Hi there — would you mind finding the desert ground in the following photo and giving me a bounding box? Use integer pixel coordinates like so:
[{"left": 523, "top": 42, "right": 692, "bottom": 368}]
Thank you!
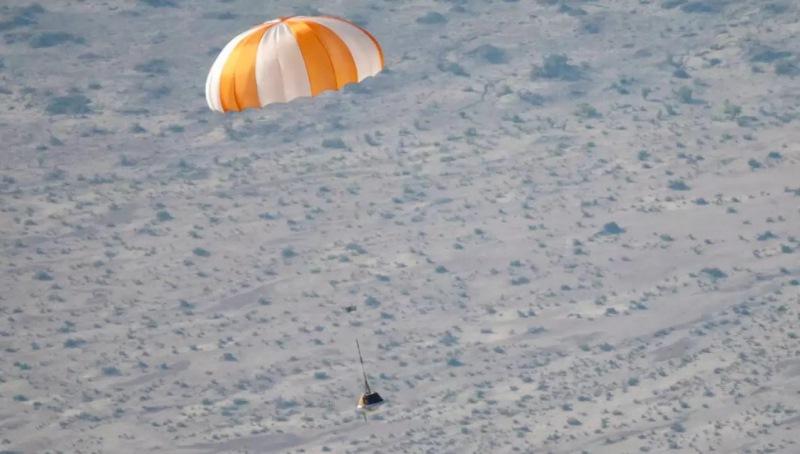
[{"left": 1, "top": 0, "right": 799, "bottom": 452}]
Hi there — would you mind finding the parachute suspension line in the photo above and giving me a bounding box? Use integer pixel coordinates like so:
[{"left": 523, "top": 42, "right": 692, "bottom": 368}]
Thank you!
[{"left": 356, "top": 339, "right": 371, "bottom": 394}]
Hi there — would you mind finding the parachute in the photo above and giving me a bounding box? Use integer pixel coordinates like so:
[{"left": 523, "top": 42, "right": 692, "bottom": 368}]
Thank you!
[{"left": 205, "top": 16, "right": 384, "bottom": 113}]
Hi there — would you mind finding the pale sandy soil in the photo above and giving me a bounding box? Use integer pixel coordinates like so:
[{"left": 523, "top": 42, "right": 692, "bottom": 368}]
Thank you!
[{"left": 1, "top": 1, "right": 799, "bottom": 453}]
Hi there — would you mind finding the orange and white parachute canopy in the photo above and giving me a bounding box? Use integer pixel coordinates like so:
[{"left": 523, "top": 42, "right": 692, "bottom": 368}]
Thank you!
[{"left": 205, "top": 15, "right": 384, "bottom": 113}]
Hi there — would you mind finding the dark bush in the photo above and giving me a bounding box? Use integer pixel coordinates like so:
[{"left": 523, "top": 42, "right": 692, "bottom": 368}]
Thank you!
[
  {"left": 46, "top": 94, "right": 92, "bottom": 115},
  {"left": 193, "top": 247, "right": 210, "bottom": 257},
  {"left": 669, "top": 180, "right": 690, "bottom": 191},
  {"left": 135, "top": 59, "right": 169, "bottom": 75},
  {"left": 417, "top": 12, "right": 447, "bottom": 24},
  {"left": 30, "top": 32, "right": 84, "bottom": 48},
  {"left": 533, "top": 54, "right": 584, "bottom": 81},
  {"left": 470, "top": 44, "right": 508, "bottom": 64},
  {"left": 140, "top": 0, "right": 177, "bottom": 7},
  {"left": 600, "top": 222, "right": 625, "bottom": 235}
]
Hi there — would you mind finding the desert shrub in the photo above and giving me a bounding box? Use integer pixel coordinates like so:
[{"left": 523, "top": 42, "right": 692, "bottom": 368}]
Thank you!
[
  {"left": 34, "top": 270, "right": 53, "bottom": 281},
  {"left": 0, "top": 4, "right": 44, "bottom": 31},
  {"left": 470, "top": 44, "right": 508, "bottom": 64},
  {"left": 681, "top": 1, "right": 724, "bottom": 13},
  {"left": 135, "top": 59, "right": 169, "bottom": 75},
  {"left": 757, "top": 231, "right": 777, "bottom": 241},
  {"left": 721, "top": 100, "right": 741, "bottom": 120},
  {"left": 46, "top": 94, "right": 92, "bottom": 115},
  {"left": 750, "top": 48, "right": 792, "bottom": 63},
  {"left": 575, "top": 103, "right": 601, "bottom": 119},
  {"left": 701, "top": 267, "right": 727, "bottom": 280},
  {"left": 193, "top": 247, "right": 210, "bottom": 257},
  {"left": 447, "top": 357, "right": 464, "bottom": 367},
  {"left": 581, "top": 16, "right": 602, "bottom": 34},
  {"left": 518, "top": 90, "right": 545, "bottom": 105},
  {"left": 662, "top": 0, "right": 687, "bottom": 8},
  {"left": 438, "top": 61, "right": 469, "bottom": 76},
  {"left": 120, "top": 155, "right": 136, "bottom": 166},
  {"left": 533, "top": 54, "right": 585, "bottom": 81},
  {"left": 364, "top": 296, "right": 380, "bottom": 308},
  {"left": 416, "top": 12, "right": 447, "bottom": 24},
  {"left": 599, "top": 342, "right": 614, "bottom": 352},
  {"left": 346, "top": 243, "right": 366, "bottom": 254},
  {"left": 64, "top": 338, "right": 86, "bottom": 348},
  {"left": 511, "top": 276, "right": 530, "bottom": 286},
  {"left": 439, "top": 331, "right": 459, "bottom": 346},
  {"left": 675, "top": 86, "right": 697, "bottom": 103},
  {"left": 140, "top": 0, "right": 177, "bottom": 7},
  {"left": 669, "top": 180, "right": 690, "bottom": 191},
  {"left": 156, "top": 210, "right": 173, "bottom": 221},
  {"left": 202, "top": 11, "right": 238, "bottom": 20},
  {"left": 763, "top": 3, "right": 788, "bottom": 14},
  {"left": 559, "top": 4, "right": 587, "bottom": 16},
  {"left": 143, "top": 88, "right": 171, "bottom": 103},
  {"left": 775, "top": 60, "right": 800, "bottom": 77},
  {"left": 30, "top": 32, "right": 84, "bottom": 48},
  {"left": 102, "top": 366, "right": 121, "bottom": 376},
  {"left": 600, "top": 222, "right": 625, "bottom": 235},
  {"left": 321, "top": 138, "right": 347, "bottom": 149},
  {"left": 671, "top": 422, "right": 686, "bottom": 432}
]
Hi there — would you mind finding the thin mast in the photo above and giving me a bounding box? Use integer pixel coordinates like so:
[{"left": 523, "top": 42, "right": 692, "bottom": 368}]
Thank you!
[{"left": 356, "top": 339, "right": 371, "bottom": 393}]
